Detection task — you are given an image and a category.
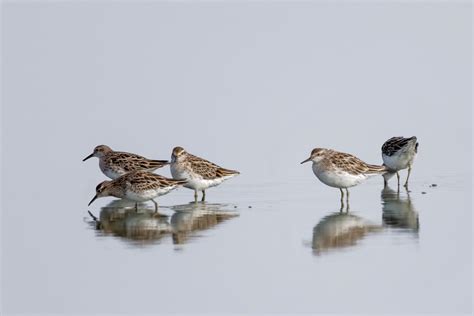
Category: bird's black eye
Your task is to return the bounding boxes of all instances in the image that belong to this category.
[96,183,103,192]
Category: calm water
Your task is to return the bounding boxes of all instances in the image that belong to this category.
[2,168,472,314]
[2,2,472,315]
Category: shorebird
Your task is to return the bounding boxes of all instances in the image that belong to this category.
[381,136,418,187]
[88,170,187,212]
[301,148,387,204]
[83,145,168,179]
[170,146,239,202]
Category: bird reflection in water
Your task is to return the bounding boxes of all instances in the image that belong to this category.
[381,186,419,235]
[87,199,238,245]
[89,200,170,244]
[312,203,381,255]
[170,202,239,244]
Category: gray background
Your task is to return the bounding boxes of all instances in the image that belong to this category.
[2,1,472,315]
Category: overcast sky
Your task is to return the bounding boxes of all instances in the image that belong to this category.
[3,1,472,184]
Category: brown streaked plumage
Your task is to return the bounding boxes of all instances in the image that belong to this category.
[186,153,240,180]
[318,150,387,176]
[301,148,387,206]
[83,145,169,179]
[170,146,240,202]
[88,170,187,212]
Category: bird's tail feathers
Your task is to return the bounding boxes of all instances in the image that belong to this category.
[149,160,170,169]
[366,164,388,175]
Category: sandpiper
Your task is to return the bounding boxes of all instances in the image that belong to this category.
[88,170,187,211]
[170,146,240,202]
[301,148,387,204]
[381,136,418,187]
[83,145,169,179]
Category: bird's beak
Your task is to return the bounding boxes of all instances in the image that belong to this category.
[88,194,98,206]
[83,153,94,162]
[300,157,311,164]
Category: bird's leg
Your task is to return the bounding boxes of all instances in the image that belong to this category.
[201,190,206,202]
[339,188,345,210]
[384,178,388,187]
[404,166,411,188]
[405,186,412,204]
[135,202,138,212]
[194,190,198,203]
[345,188,350,212]
[396,172,400,188]
[152,199,158,212]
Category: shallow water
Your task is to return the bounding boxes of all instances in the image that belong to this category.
[2,2,472,315]
[2,172,471,314]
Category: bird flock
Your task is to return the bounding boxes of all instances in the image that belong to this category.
[301,136,418,205]
[84,145,239,211]
[84,136,418,211]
